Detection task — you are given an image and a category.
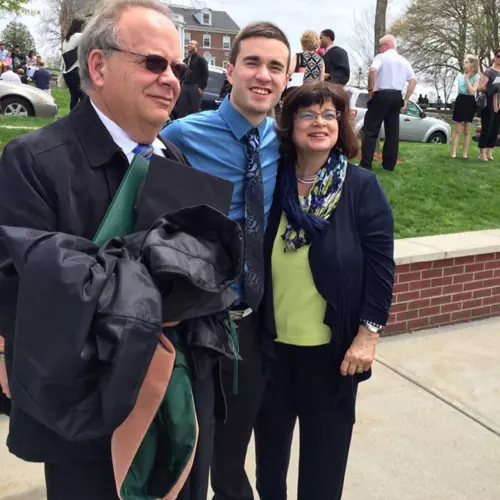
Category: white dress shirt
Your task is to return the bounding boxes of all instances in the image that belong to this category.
[90,100,165,163]
[0,70,22,85]
[371,49,415,92]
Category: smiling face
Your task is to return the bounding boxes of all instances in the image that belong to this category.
[292,100,339,154]
[88,6,181,143]
[187,40,198,55]
[226,36,289,124]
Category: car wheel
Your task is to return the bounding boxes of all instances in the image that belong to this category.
[0,96,34,117]
[427,131,446,144]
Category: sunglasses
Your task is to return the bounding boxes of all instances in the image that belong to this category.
[109,46,187,80]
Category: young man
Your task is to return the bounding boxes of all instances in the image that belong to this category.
[319,29,350,85]
[359,34,417,171]
[10,45,26,71]
[162,22,290,500]
[31,61,52,93]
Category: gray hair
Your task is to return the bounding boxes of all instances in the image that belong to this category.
[78,0,172,91]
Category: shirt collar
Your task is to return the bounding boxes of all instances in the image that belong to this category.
[325,44,334,53]
[218,95,268,141]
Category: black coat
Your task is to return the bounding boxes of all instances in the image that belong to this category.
[261,164,394,408]
[323,46,350,85]
[183,52,209,90]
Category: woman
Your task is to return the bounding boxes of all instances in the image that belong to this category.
[255,82,394,500]
[478,48,500,161]
[451,55,481,159]
[62,18,85,110]
[289,30,325,83]
[26,50,37,66]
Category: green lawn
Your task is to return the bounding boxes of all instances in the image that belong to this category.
[1,90,499,239]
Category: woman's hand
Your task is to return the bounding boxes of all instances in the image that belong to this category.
[340,326,380,376]
[0,359,10,399]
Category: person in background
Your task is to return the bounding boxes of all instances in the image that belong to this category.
[174,40,208,118]
[26,50,37,66]
[319,29,350,85]
[162,21,290,500]
[289,30,325,83]
[359,34,417,172]
[11,45,26,71]
[0,65,22,84]
[16,68,28,84]
[255,81,394,500]
[478,48,500,161]
[0,42,8,72]
[32,61,52,94]
[450,54,480,159]
[62,18,85,110]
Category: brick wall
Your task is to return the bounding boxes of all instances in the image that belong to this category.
[386,252,500,335]
[185,30,235,67]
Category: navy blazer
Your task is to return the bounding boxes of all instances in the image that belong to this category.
[261,163,395,388]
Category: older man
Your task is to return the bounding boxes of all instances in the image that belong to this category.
[360,34,417,171]
[0,1,217,498]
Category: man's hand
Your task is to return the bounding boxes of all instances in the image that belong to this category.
[400,100,408,113]
[0,359,10,399]
[340,326,379,376]
[162,321,180,328]
[198,87,204,96]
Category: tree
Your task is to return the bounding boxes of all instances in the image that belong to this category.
[0,0,31,15]
[348,6,376,87]
[0,21,36,53]
[374,0,389,56]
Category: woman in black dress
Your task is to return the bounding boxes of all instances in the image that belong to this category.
[451,55,480,159]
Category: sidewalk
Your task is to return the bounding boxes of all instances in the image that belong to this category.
[1,318,499,499]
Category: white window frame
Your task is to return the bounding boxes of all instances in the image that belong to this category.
[202,13,211,25]
[184,31,191,46]
[203,33,211,49]
[222,59,230,68]
[223,36,231,50]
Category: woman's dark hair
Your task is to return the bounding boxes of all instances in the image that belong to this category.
[278,81,359,161]
[28,50,35,58]
[65,19,85,42]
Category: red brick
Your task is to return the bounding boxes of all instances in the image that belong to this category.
[397,310,419,322]
[420,287,443,298]
[473,288,492,299]
[492,304,500,314]
[419,306,441,317]
[495,252,500,259]
[388,312,397,324]
[422,269,443,279]
[471,306,491,317]
[396,291,420,303]
[433,258,455,268]
[390,302,408,313]
[475,253,495,263]
[429,313,451,325]
[453,291,473,301]
[393,282,410,294]
[465,263,485,273]
[399,271,422,283]
[483,295,500,306]
[475,270,494,280]
[430,295,452,306]
[484,260,500,270]
[385,321,408,334]
[443,284,463,294]
[492,286,500,295]
[441,302,462,313]
[464,281,484,291]
[396,264,410,273]
[454,256,475,265]
[453,273,474,284]
[408,317,430,330]
[494,269,500,278]
[463,299,482,309]
[444,266,464,277]
[431,277,453,287]
[407,298,431,311]
[483,278,500,288]
[451,310,472,321]
[409,279,432,291]
[410,261,432,271]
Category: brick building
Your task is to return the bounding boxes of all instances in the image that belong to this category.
[168,5,240,68]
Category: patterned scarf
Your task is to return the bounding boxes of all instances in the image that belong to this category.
[280,149,347,252]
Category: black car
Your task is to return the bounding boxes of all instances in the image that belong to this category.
[201,67,229,111]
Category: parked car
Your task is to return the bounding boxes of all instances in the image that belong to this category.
[346,87,451,144]
[0,81,58,118]
[472,126,500,147]
[201,66,227,111]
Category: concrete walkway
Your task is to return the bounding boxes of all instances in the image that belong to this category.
[1,318,499,499]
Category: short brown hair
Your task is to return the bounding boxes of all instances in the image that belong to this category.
[278,81,359,160]
[300,30,319,52]
[229,21,291,67]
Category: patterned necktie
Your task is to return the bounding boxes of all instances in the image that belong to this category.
[243,128,265,310]
[133,143,154,162]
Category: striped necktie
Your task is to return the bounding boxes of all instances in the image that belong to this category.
[133,143,154,162]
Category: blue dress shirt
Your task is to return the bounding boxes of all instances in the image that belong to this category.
[161,96,280,302]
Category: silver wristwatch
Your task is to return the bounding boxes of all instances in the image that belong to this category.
[360,319,384,334]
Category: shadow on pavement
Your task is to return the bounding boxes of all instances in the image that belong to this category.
[3,488,46,500]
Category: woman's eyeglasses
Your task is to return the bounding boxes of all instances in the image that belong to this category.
[295,110,341,122]
[109,46,187,80]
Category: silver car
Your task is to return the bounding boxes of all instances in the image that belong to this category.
[347,87,451,144]
[0,81,58,118]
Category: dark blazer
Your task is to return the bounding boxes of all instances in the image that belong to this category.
[323,46,350,85]
[261,163,394,402]
[183,52,209,90]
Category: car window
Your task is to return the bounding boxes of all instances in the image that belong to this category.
[355,92,370,109]
[204,71,225,95]
[405,101,421,117]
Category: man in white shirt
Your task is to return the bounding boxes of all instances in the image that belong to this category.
[360,34,417,171]
[0,65,22,85]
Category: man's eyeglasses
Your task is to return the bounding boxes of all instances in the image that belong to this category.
[295,110,341,122]
[109,46,187,80]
